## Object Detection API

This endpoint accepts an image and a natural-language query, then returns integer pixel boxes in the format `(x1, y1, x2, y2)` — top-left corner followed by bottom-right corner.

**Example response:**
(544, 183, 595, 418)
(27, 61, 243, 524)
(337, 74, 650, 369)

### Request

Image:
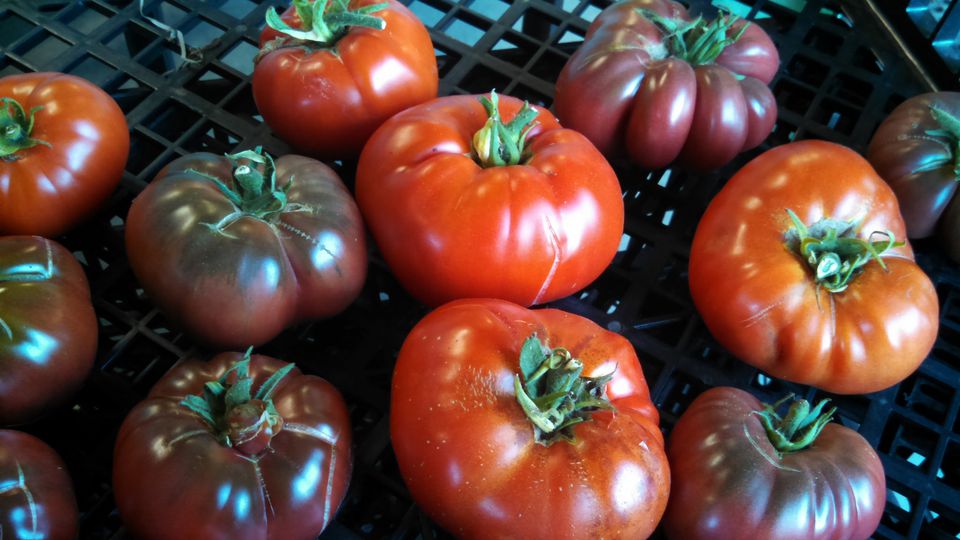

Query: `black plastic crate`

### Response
(1, 0, 958, 539)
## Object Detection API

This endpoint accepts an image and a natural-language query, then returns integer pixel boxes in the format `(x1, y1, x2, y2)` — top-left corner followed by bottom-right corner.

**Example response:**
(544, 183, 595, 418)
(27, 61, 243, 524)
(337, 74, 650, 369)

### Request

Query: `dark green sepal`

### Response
(472, 90, 539, 168)
(754, 393, 837, 454)
(639, 8, 749, 66)
(0, 98, 51, 160)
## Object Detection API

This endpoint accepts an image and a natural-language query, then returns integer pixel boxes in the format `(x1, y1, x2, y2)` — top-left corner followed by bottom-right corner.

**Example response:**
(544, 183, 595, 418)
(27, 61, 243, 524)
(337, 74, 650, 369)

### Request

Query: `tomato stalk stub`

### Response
(0, 98, 50, 158)
(641, 8, 748, 66)
(263, 0, 387, 52)
(472, 91, 539, 168)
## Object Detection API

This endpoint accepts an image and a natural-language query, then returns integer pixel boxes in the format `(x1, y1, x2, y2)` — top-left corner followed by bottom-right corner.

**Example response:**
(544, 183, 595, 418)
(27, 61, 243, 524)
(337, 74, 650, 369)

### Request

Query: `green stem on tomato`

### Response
(639, 8, 749, 65)
(928, 105, 960, 179)
(754, 394, 836, 453)
(784, 209, 902, 293)
(0, 98, 51, 160)
(513, 334, 616, 446)
(472, 90, 539, 168)
(259, 0, 387, 57)
(180, 348, 296, 456)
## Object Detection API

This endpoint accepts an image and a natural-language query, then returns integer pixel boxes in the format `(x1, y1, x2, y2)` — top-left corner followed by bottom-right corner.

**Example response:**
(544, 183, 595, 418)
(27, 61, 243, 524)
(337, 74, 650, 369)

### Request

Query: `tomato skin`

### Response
(0, 73, 129, 237)
(125, 153, 367, 348)
(689, 140, 938, 394)
(390, 299, 669, 540)
(0, 236, 97, 426)
(0, 430, 78, 540)
(356, 94, 624, 307)
(554, 0, 778, 171)
(664, 387, 885, 540)
(253, 0, 438, 160)
(113, 352, 352, 540)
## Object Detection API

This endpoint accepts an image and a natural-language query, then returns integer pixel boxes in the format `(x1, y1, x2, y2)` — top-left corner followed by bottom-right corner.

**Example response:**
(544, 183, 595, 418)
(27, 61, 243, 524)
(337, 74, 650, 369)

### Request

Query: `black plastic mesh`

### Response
(1, 0, 958, 538)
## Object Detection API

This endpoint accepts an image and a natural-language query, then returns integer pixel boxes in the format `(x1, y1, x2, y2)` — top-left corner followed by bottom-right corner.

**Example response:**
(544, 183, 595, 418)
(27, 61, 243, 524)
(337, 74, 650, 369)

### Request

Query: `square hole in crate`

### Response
(103, 24, 156, 58)
(18, 31, 72, 67)
(136, 40, 193, 74)
(127, 131, 167, 175)
(580, 2, 604, 22)
(143, 100, 202, 143)
(65, 55, 114, 87)
(143, 312, 187, 346)
(786, 54, 830, 87)
(0, 58, 28, 78)
(219, 39, 259, 75)
(921, 499, 960, 539)
(491, 32, 539, 69)
(217, 0, 258, 19)
(443, 17, 488, 46)
(812, 98, 860, 134)
(555, 26, 584, 48)
(223, 85, 260, 125)
(435, 44, 461, 78)
(0, 12, 35, 47)
(529, 49, 567, 83)
(852, 45, 884, 74)
(458, 63, 511, 93)
(59, 2, 113, 34)
(182, 122, 241, 154)
(750, 370, 796, 394)
(813, 391, 870, 428)
(103, 76, 152, 113)
(611, 232, 635, 267)
(769, 119, 800, 146)
(510, 83, 551, 107)
(880, 412, 940, 474)
(513, 9, 562, 41)
(185, 66, 242, 104)
(637, 292, 688, 344)
(183, 19, 225, 49)
(827, 73, 873, 104)
(940, 440, 960, 491)
(883, 479, 920, 536)
(755, 2, 797, 33)
(109, 335, 181, 391)
(661, 370, 710, 417)
(802, 26, 842, 54)
(139, 0, 189, 28)
(585, 271, 631, 315)
(468, 0, 509, 20)
(409, 0, 446, 27)
(774, 79, 816, 114)
(896, 372, 954, 426)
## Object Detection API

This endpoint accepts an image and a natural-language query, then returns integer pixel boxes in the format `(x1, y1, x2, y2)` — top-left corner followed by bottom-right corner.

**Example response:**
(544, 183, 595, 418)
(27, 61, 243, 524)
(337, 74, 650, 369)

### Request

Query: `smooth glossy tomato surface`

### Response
(0, 429, 78, 540)
(689, 140, 938, 394)
(356, 94, 624, 307)
(113, 352, 352, 540)
(665, 387, 885, 540)
(253, 0, 438, 160)
(391, 299, 669, 540)
(554, 0, 778, 171)
(0, 236, 97, 426)
(0, 72, 129, 236)
(125, 151, 367, 348)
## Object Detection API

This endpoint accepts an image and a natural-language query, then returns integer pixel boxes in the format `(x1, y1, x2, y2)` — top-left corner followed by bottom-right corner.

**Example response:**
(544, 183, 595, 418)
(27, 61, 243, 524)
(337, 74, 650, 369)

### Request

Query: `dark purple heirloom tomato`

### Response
(867, 92, 960, 259)
(554, 0, 779, 171)
(0, 236, 97, 426)
(113, 351, 353, 540)
(0, 429, 78, 540)
(125, 149, 367, 348)
(665, 388, 885, 540)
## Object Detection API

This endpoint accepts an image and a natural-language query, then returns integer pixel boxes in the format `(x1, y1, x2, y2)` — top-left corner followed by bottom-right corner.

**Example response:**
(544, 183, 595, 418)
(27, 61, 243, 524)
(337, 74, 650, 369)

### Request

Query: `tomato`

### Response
(390, 298, 669, 540)
(0, 236, 97, 426)
(113, 351, 352, 540)
(689, 140, 938, 394)
(0, 429, 78, 540)
(867, 92, 960, 259)
(125, 148, 367, 348)
(0, 72, 129, 237)
(665, 387, 885, 540)
(253, 0, 438, 160)
(554, 0, 779, 171)
(356, 92, 624, 307)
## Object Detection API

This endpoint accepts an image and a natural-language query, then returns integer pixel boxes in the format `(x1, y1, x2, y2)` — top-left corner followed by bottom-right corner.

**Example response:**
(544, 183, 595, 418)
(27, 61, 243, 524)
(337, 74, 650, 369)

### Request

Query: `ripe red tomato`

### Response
(665, 387, 885, 540)
(356, 93, 624, 307)
(689, 140, 938, 394)
(0, 236, 97, 426)
(0, 72, 129, 237)
(113, 351, 352, 540)
(125, 149, 367, 348)
(0, 429, 78, 540)
(867, 92, 960, 259)
(391, 299, 670, 540)
(554, 0, 779, 171)
(253, 0, 438, 159)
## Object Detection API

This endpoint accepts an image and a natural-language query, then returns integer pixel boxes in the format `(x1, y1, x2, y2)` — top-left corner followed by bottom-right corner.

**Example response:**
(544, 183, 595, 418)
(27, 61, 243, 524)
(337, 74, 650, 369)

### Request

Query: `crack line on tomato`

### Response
(532, 216, 562, 305)
(0, 318, 12, 341)
(165, 429, 209, 449)
(252, 460, 276, 517)
(276, 221, 343, 277)
(323, 441, 336, 526)
(742, 423, 800, 472)
(284, 423, 339, 446)
(9, 464, 39, 536)
(0, 239, 53, 283)
(741, 299, 787, 328)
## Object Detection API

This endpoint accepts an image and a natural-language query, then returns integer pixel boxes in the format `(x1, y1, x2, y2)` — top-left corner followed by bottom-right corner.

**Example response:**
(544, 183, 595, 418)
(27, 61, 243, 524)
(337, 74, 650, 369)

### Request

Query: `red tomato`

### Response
(554, 0, 779, 171)
(665, 387, 885, 540)
(0, 236, 97, 426)
(0, 72, 129, 236)
(0, 429, 78, 540)
(125, 149, 367, 348)
(253, 0, 438, 159)
(356, 93, 624, 307)
(113, 351, 352, 540)
(391, 298, 670, 540)
(689, 140, 938, 394)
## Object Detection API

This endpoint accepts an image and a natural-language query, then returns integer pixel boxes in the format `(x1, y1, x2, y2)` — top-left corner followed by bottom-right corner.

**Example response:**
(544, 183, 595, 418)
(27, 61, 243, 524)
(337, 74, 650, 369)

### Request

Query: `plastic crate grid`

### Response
(1, 0, 958, 538)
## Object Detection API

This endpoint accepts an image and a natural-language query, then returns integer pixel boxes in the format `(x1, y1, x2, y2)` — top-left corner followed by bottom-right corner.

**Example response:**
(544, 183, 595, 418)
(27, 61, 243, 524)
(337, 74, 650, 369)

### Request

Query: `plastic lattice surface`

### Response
(1, 0, 958, 539)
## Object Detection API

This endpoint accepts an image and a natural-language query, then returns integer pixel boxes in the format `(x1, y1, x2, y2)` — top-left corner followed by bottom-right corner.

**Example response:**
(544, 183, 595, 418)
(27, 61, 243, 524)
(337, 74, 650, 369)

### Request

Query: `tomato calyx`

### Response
(180, 348, 296, 456)
(927, 105, 960, 179)
(472, 91, 539, 168)
(0, 98, 51, 161)
(753, 393, 836, 453)
(785, 209, 902, 293)
(513, 334, 615, 446)
(639, 9, 748, 66)
(260, 0, 387, 58)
